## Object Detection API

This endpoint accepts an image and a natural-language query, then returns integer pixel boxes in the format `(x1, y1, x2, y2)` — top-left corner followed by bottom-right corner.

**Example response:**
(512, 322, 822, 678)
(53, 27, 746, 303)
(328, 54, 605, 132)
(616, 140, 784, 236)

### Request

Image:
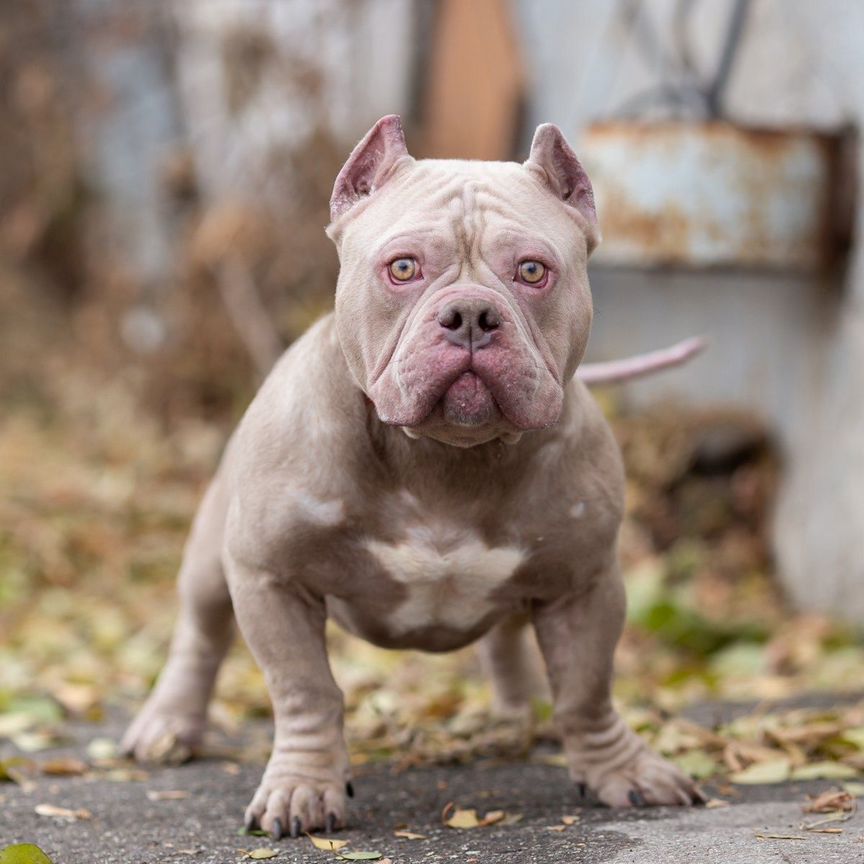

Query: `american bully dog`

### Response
(123, 116, 705, 838)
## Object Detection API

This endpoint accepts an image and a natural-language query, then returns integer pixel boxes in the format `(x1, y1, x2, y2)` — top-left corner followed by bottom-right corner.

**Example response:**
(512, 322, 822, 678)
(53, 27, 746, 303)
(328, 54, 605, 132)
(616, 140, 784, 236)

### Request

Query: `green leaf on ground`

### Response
(0, 845, 54, 864)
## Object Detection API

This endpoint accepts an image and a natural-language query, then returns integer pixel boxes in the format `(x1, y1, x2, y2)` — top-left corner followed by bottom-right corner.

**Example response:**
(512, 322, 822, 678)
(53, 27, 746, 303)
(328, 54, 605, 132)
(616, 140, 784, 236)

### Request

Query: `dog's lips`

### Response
(368, 309, 564, 432)
(440, 371, 501, 427)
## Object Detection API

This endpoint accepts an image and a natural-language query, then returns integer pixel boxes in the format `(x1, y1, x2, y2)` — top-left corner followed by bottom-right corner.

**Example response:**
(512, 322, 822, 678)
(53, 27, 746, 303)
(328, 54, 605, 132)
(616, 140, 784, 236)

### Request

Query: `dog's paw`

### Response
(591, 746, 706, 808)
(121, 699, 204, 764)
(245, 764, 347, 839)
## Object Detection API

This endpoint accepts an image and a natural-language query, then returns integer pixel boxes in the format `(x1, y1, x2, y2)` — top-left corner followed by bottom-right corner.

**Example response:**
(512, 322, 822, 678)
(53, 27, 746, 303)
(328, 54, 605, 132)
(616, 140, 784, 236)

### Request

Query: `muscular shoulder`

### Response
(221, 314, 363, 567)
(226, 315, 359, 475)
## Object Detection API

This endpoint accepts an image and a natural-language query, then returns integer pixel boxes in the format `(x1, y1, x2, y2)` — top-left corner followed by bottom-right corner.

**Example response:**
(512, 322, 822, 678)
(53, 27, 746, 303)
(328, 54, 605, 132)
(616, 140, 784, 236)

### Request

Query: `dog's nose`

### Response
(437, 299, 501, 350)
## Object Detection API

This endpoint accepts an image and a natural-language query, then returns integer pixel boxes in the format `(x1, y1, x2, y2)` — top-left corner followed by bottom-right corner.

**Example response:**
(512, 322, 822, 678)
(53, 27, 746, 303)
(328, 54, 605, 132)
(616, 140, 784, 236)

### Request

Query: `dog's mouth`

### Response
(367, 290, 564, 435)
(440, 371, 501, 427)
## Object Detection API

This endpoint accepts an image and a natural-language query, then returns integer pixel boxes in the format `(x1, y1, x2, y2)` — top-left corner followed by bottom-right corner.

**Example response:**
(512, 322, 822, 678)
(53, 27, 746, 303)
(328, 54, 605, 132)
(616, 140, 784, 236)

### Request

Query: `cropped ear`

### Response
(525, 124, 600, 252)
(329, 115, 411, 222)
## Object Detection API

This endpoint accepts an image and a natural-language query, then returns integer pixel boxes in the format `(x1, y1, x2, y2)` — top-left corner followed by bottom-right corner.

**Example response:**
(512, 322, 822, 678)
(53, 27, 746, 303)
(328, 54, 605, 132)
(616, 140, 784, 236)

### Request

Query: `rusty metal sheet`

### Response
(580, 122, 850, 270)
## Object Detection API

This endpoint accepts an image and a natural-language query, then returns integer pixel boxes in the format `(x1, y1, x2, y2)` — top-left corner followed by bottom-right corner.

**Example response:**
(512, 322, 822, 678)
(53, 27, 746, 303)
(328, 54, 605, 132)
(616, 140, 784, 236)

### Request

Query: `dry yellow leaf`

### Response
(479, 810, 505, 827)
(445, 808, 480, 829)
(308, 835, 349, 851)
(393, 831, 426, 840)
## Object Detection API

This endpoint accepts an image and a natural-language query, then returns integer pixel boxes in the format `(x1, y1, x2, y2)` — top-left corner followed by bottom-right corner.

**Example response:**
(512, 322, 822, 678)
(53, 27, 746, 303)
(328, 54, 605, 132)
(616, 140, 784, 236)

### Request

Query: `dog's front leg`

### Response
(227, 558, 349, 838)
(532, 566, 704, 807)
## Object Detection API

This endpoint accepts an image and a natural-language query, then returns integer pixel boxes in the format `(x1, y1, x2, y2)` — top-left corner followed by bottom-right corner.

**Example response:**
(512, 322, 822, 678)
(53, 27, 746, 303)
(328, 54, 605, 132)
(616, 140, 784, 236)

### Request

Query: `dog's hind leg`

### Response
(477, 614, 548, 721)
(122, 473, 234, 762)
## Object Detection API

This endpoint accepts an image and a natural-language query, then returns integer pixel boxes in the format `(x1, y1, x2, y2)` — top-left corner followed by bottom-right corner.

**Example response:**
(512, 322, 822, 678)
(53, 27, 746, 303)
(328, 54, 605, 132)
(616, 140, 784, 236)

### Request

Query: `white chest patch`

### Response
(365, 528, 524, 634)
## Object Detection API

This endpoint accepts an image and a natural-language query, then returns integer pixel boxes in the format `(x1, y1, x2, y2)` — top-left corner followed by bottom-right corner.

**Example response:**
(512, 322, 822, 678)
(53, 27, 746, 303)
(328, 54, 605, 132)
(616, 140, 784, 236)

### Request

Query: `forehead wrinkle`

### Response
(462, 180, 486, 280)
(377, 225, 449, 253)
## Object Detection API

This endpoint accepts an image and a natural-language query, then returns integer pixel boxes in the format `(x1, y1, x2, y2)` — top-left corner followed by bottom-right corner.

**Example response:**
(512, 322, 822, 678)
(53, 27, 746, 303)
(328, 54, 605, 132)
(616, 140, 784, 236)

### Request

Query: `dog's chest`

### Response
(363, 515, 525, 635)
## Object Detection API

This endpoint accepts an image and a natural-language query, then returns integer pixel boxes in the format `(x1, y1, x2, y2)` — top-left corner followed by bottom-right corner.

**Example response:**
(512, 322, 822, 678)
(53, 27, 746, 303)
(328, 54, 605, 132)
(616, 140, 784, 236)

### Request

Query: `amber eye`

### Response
(517, 260, 546, 284)
(389, 257, 418, 282)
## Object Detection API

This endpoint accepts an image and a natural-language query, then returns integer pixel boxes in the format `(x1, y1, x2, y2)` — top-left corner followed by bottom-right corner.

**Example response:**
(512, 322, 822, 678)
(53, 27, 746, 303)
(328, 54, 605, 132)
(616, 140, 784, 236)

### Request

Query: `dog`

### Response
(123, 116, 705, 838)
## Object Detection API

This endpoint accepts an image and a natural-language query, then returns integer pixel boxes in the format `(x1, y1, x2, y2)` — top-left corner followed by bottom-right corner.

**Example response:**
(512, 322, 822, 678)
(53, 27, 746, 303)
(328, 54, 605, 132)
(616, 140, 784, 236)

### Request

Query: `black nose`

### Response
(437, 299, 501, 349)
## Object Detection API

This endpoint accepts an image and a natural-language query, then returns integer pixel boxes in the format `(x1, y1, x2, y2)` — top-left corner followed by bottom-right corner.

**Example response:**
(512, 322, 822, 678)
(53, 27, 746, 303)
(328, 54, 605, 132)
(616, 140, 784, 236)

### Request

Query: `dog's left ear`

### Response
(330, 115, 412, 223)
(525, 124, 600, 252)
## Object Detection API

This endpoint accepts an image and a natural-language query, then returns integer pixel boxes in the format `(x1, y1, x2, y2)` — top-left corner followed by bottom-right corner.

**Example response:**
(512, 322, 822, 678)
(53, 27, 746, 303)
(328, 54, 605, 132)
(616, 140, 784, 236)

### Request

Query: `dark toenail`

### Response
(290, 816, 301, 838)
(346, 781, 355, 798)
(245, 814, 259, 831)
(326, 812, 337, 833)
(628, 789, 646, 807)
(271, 818, 283, 841)
(577, 782, 587, 798)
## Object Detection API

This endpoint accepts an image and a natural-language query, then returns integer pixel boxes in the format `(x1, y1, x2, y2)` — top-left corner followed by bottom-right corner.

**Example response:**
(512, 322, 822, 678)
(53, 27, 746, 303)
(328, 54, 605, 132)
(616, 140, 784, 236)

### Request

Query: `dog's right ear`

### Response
(329, 115, 411, 223)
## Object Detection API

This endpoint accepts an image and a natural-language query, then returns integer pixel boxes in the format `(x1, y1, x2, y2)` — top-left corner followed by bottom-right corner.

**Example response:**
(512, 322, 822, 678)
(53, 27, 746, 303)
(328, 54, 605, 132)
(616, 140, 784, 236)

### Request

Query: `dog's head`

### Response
(327, 115, 600, 448)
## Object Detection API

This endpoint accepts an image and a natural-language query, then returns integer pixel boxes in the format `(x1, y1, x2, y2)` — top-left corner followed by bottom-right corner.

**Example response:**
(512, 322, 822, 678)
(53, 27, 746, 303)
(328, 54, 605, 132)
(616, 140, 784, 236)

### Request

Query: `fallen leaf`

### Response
(730, 758, 790, 785)
(0, 757, 36, 787)
(0, 716, 34, 738)
(308, 836, 349, 851)
(146, 789, 190, 801)
(535, 753, 568, 768)
(445, 808, 480, 829)
(561, 815, 579, 826)
(337, 853, 382, 861)
(546, 825, 567, 832)
(498, 812, 524, 825)
(11, 731, 63, 753)
(840, 727, 864, 750)
(53, 683, 100, 715)
(34, 803, 92, 821)
(0, 844, 55, 864)
(246, 849, 278, 860)
(479, 810, 505, 827)
(86, 738, 117, 761)
(705, 798, 730, 809)
(790, 762, 858, 781)
(40, 758, 88, 777)
(237, 828, 269, 838)
(103, 768, 149, 783)
(804, 790, 855, 813)
(393, 831, 426, 840)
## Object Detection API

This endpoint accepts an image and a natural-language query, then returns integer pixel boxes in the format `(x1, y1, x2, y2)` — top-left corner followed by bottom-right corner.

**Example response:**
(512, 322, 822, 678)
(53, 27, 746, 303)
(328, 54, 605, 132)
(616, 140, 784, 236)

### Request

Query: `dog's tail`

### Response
(577, 336, 707, 386)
